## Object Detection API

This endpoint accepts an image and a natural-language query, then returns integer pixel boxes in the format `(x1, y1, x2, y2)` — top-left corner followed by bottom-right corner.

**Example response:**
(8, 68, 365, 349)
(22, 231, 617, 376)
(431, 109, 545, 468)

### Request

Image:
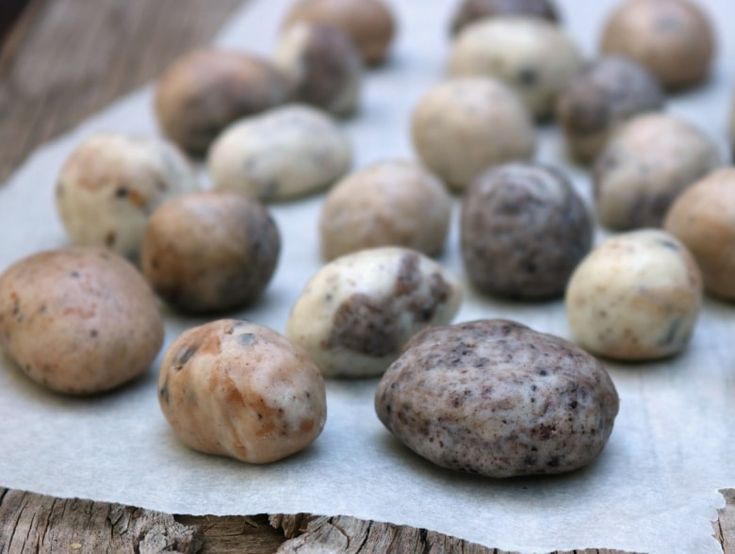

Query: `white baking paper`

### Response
(1, 1, 735, 552)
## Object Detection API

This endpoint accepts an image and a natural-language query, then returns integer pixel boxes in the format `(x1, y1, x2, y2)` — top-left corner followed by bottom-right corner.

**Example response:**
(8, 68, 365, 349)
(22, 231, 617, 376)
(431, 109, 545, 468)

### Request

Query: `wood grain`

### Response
(0, 0, 244, 183)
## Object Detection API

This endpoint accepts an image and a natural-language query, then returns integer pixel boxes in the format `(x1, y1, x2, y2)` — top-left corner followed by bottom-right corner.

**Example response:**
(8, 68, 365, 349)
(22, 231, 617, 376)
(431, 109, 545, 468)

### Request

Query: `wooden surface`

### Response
(0, 1, 732, 553)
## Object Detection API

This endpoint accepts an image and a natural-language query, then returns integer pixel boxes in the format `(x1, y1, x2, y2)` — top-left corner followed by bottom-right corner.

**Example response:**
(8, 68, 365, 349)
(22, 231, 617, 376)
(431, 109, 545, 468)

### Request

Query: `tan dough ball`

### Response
(557, 56, 665, 164)
(158, 320, 326, 464)
(600, 0, 715, 90)
(141, 191, 280, 314)
(411, 78, 536, 191)
(566, 230, 702, 361)
(450, 0, 560, 36)
(449, 18, 582, 120)
(208, 104, 352, 201)
(594, 113, 723, 231)
(56, 134, 198, 260)
(287, 247, 463, 378)
(0, 248, 163, 395)
(154, 49, 290, 155)
(319, 160, 452, 261)
(664, 169, 735, 300)
(282, 0, 395, 66)
(274, 23, 362, 116)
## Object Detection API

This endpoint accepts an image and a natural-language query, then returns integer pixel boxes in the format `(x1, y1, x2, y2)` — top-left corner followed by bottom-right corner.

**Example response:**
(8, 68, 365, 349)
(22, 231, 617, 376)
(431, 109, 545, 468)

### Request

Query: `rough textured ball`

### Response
(461, 163, 592, 299)
(450, 0, 560, 36)
(141, 191, 280, 314)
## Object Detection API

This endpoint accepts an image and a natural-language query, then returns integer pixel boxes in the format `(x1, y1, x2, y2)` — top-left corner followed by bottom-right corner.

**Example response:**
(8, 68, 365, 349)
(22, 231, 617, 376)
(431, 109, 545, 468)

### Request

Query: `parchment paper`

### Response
(1, 1, 735, 552)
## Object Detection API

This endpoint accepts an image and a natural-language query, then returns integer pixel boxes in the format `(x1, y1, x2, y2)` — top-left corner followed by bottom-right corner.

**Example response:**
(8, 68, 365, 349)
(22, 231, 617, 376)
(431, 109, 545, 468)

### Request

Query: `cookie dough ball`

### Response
(557, 56, 665, 164)
(159, 320, 326, 464)
(208, 104, 352, 201)
(274, 23, 362, 117)
(664, 169, 735, 300)
(600, 0, 715, 90)
(411, 78, 535, 191)
(56, 134, 198, 260)
(283, 0, 395, 66)
(449, 18, 582, 120)
(461, 163, 592, 299)
(154, 49, 290, 155)
(566, 230, 702, 361)
(287, 247, 462, 378)
(320, 161, 452, 261)
(141, 191, 280, 314)
(0, 248, 163, 395)
(375, 319, 619, 478)
(594, 113, 723, 230)
(450, 0, 560, 36)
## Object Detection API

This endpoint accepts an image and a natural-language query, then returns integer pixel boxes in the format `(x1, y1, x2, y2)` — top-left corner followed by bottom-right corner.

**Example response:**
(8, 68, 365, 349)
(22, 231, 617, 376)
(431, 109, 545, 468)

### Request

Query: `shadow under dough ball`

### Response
(450, 0, 560, 36)
(461, 162, 592, 300)
(141, 191, 280, 314)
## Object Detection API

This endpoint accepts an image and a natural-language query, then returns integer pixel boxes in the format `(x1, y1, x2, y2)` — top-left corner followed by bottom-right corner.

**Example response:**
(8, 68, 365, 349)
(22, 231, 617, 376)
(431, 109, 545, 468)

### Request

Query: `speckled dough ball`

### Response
(664, 169, 735, 300)
(0, 248, 163, 395)
(283, 0, 395, 66)
(557, 56, 665, 163)
(450, 0, 560, 36)
(56, 134, 198, 260)
(375, 319, 619, 478)
(208, 104, 352, 201)
(566, 230, 702, 361)
(449, 18, 582, 119)
(600, 0, 715, 90)
(141, 191, 280, 314)
(411, 78, 535, 191)
(461, 163, 592, 299)
(154, 49, 290, 155)
(274, 23, 362, 116)
(320, 161, 452, 261)
(158, 320, 326, 464)
(287, 247, 462, 378)
(594, 113, 722, 230)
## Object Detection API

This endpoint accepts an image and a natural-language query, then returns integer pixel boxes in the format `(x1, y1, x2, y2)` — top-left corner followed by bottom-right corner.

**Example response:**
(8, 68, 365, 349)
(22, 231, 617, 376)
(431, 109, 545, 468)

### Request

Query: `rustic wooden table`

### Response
(0, 1, 733, 552)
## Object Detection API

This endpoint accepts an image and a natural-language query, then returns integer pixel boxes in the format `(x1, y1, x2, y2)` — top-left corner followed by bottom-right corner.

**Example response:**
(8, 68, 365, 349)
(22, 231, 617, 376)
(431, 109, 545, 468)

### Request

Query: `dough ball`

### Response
(274, 23, 362, 116)
(664, 168, 735, 300)
(0, 248, 163, 395)
(320, 160, 452, 261)
(566, 229, 702, 361)
(154, 49, 290, 155)
(141, 191, 280, 314)
(286, 247, 462, 378)
(449, 18, 582, 120)
(158, 319, 326, 464)
(375, 319, 619, 478)
(600, 0, 715, 90)
(282, 0, 395, 66)
(56, 134, 198, 260)
(450, 0, 560, 36)
(461, 162, 592, 299)
(208, 104, 352, 201)
(557, 55, 665, 164)
(411, 78, 535, 191)
(594, 113, 723, 230)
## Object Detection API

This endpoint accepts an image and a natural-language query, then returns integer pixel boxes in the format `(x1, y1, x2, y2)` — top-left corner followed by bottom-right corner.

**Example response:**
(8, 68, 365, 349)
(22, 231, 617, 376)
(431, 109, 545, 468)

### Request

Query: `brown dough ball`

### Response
(557, 56, 665, 163)
(461, 162, 592, 299)
(600, 0, 715, 90)
(450, 0, 560, 36)
(141, 191, 280, 314)
(375, 319, 619, 478)
(319, 160, 452, 260)
(158, 319, 327, 464)
(664, 168, 735, 300)
(283, 0, 395, 66)
(274, 23, 362, 116)
(154, 49, 290, 155)
(0, 248, 163, 395)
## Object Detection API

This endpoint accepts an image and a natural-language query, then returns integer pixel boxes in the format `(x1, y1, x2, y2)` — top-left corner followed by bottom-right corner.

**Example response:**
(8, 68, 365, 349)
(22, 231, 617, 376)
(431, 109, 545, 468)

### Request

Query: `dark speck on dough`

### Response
(175, 345, 198, 369)
(518, 67, 538, 86)
(658, 239, 679, 251)
(237, 333, 257, 346)
(115, 187, 129, 198)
